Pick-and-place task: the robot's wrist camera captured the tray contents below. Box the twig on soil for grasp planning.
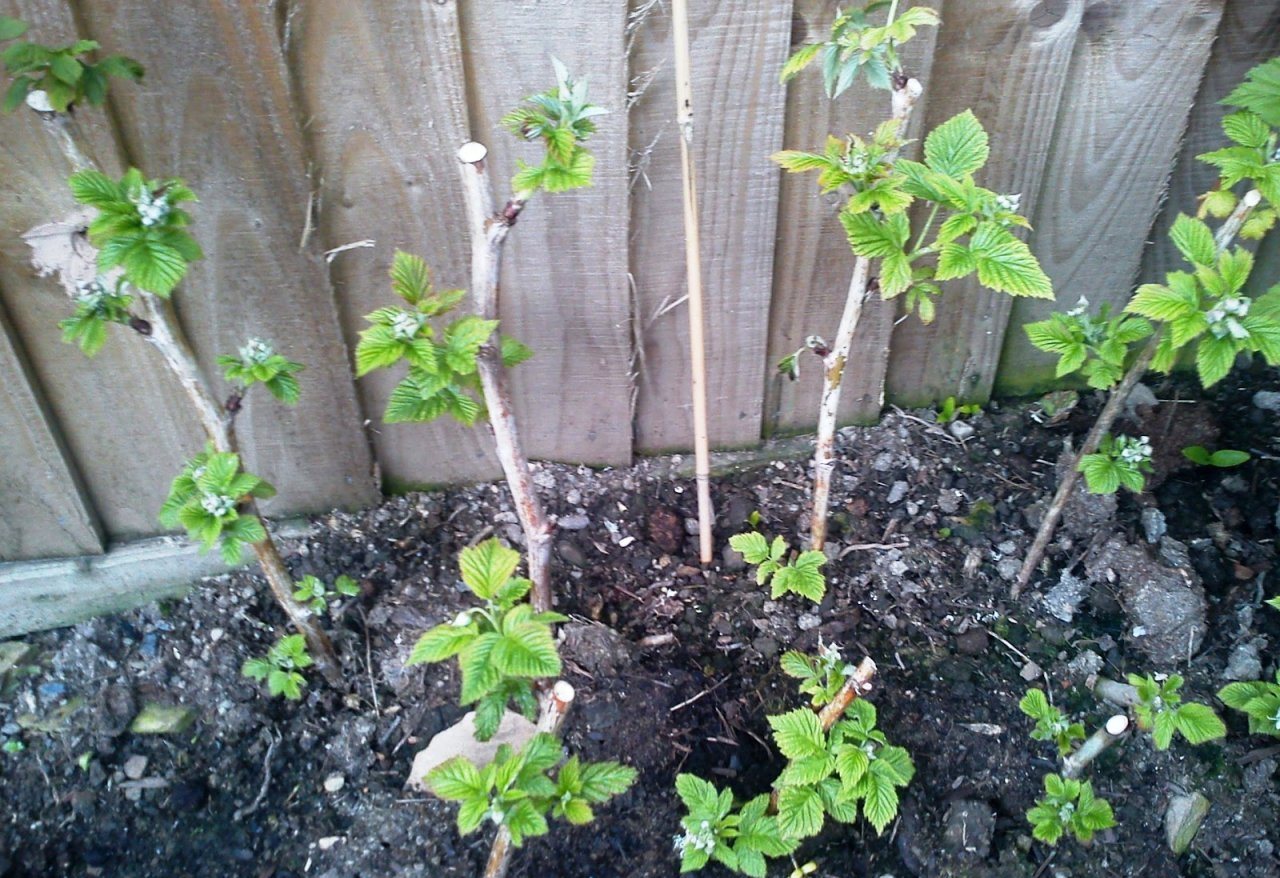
[637,632,677,648]
[233,732,278,822]
[669,676,729,713]
[838,541,909,557]
[359,607,380,716]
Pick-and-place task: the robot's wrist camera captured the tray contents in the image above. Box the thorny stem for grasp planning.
[1061,714,1129,779]
[1013,189,1262,596]
[456,142,555,614]
[483,681,576,878]
[809,75,922,551]
[26,110,343,687]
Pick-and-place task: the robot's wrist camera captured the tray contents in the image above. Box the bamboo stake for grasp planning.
[25,101,342,686]
[1013,189,1262,596]
[671,0,714,565]
[456,142,555,614]
[483,681,576,878]
[809,75,922,551]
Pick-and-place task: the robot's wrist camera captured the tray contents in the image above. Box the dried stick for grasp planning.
[671,0,715,564]
[1013,189,1262,596]
[809,75,922,551]
[1061,714,1129,779]
[483,681,576,878]
[25,104,342,686]
[456,142,555,614]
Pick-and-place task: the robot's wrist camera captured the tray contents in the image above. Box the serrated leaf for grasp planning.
[769,708,825,760]
[968,222,1052,298]
[1170,214,1217,267]
[924,109,989,178]
[1223,57,1280,127]
[780,43,823,82]
[862,775,899,834]
[1175,702,1226,744]
[578,761,637,801]
[728,531,771,564]
[427,756,485,800]
[1196,334,1239,388]
[491,623,560,678]
[408,622,477,666]
[675,773,723,817]
[459,538,521,599]
[776,785,824,839]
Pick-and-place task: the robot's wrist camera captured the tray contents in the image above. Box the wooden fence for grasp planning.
[1,0,1278,562]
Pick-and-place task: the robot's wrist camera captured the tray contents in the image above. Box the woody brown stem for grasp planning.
[1013,189,1262,596]
[1061,714,1129,779]
[457,141,555,614]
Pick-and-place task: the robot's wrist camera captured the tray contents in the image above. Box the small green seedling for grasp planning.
[217,338,304,406]
[503,57,608,195]
[76,751,93,771]
[406,539,565,741]
[1078,433,1152,495]
[69,168,202,297]
[1024,298,1153,390]
[934,396,981,424]
[1019,688,1086,757]
[427,732,635,848]
[1218,671,1280,737]
[1181,445,1251,467]
[780,643,856,709]
[242,634,313,700]
[58,277,133,356]
[673,776,792,877]
[292,574,359,615]
[728,532,827,602]
[0,17,142,113]
[2,739,24,754]
[159,446,274,563]
[780,2,940,97]
[1129,673,1226,750]
[1026,774,1115,846]
[356,250,532,425]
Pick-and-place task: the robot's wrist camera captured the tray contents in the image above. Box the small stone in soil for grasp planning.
[797,613,821,631]
[1252,389,1280,412]
[1141,508,1167,544]
[558,513,590,531]
[943,799,996,859]
[1165,792,1210,854]
[949,420,975,441]
[1042,570,1088,623]
[996,557,1021,581]
[1222,638,1264,681]
[721,544,745,572]
[323,773,345,793]
[122,755,147,780]
[887,481,909,504]
[1066,649,1103,682]
[1019,661,1042,682]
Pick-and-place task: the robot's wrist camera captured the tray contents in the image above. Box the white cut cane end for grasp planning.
[1105,714,1129,736]
[457,141,488,164]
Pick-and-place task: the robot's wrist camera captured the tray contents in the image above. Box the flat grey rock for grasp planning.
[407,710,539,793]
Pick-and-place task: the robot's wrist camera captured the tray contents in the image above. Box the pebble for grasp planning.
[1065,650,1103,681]
[954,629,989,656]
[1042,570,1089,623]
[123,755,147,780]
[721,545,745,572]
[1019,660,1042,682]
[318,837,342,851]
[208,628,224,643]
[1166,792,1210,854]
[37,681,67,701]
[323,774,345,793]
[1140,508,1167,544]
[555,541,586,568]
[683,517,700,536]
[139,632,159,659]
[949,420,975,441]
[797,613,822,631]
[558,514,590,531]
[996,541,1018,556]
[1222,638,1264,681]
[996,558,1021,581]
[1253,390,1280,412]
[937,489,962,514]
[887,481,909,504]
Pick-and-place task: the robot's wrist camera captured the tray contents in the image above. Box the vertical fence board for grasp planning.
[457,0,632,466]
[629,0,792,450]
[885,0,1083,408]
[0,0,198,541]
[765,0,940,435]
[0,297,102,560]
[285,1,498,489]
[77,0,378,513]
[997,0,1225,396]
[1142,0,1280,290]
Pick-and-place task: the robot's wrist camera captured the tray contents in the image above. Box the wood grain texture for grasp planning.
[1141,0,1280,289]
[285,0,499,487]
[885,0,1084,407]
[766,0,940,434]
[0,296,102,560]
[997,0,1225,396]
[75,0,378,512]
[458,0,632,466]
[0,0,197,542]
[630,0,792,450]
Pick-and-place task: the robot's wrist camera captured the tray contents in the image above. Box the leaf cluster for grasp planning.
[1019,689,1086,757]
[1218,671,1280,738]
[1129,673,1227,751]
[780,643,855,708]
[241,634,312,700]
[70,168,202,297]
[727,532,826,602]
[159,446,274,563]
[406,539,565,741]
[217,338,303,406]
[356,251,531,426]
[1,18,142,113]
[1126,215,1280,387]
[1077,433,1152,495]
[1024,300,1153,390]
[58,277,133,356]
[503,57,606,195]
[780,3,939,98]
[934,395,981,424]
[1026,774,1115,846]
[428,732,635,847]
[1182,445,1250,468]
[673,775,793,877]
[292,574,358,615]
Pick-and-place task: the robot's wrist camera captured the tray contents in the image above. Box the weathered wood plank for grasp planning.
[76,0,379,512]
[765,0,940,433]
[997,0,1225,396]
[885,0,1084,407]
[0,296,102,560]
[457,0,632,466]
[0,0,197,542]
[630,0,792,450]
[285,1,498,488]
[1142,0,1280,289]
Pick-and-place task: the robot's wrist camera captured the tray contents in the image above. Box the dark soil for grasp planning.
[2,369,1278,878]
